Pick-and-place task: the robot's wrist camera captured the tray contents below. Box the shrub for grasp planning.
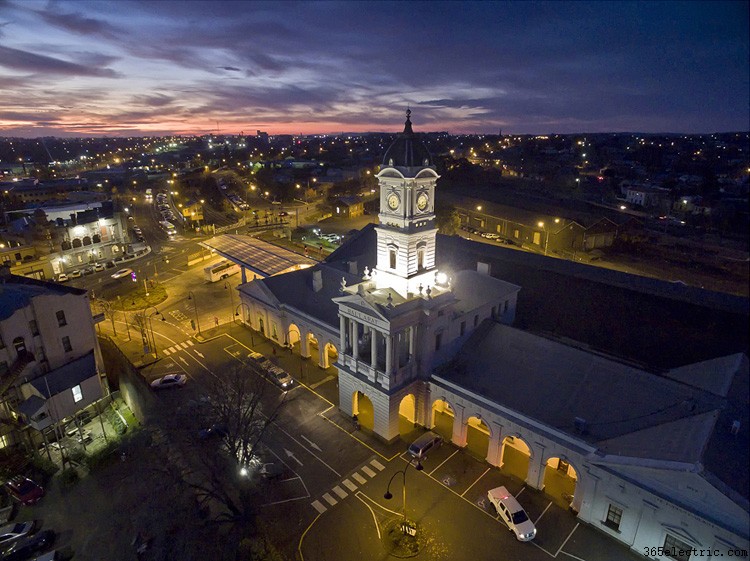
[59,467,79,488]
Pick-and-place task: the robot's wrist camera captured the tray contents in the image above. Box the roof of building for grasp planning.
[336,196,363,207]
[382,110,433,169]
[17,395,46,418]
[27,350,97,398]
[450,270,520,313]
[0,272,87,321]
[200,234,317,277]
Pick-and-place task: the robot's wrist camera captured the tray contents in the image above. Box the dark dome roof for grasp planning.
[382,110,432,169]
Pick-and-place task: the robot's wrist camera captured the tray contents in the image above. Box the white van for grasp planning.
[407,431,443,460]
[487,486,537,541]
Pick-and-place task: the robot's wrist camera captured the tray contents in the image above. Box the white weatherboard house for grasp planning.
[238,113,749,559]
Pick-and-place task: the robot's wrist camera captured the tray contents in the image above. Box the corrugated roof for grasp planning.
[200,234,317,277]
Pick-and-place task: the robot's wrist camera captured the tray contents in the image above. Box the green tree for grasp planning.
[435,202,461,235]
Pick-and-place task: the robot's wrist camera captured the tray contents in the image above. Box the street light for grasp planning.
[224,281,235,327]
[144,306,164,357]
[384,459,423,530]
[187,291,201,335]
[235,302,253,345]
[537,221,549,256]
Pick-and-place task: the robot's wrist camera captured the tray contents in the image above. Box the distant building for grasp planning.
[333,196,364,219]
[0,268,107,452]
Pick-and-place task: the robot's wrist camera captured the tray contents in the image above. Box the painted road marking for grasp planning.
[332,486,347,499]
[310,375,336,389]
[361,466,376,478]
[534,501,552,525]
[343,479,357,492]
[163,349,171,356]
[180,342,189,349]
[370,459,385,471]
[187,340,194,346]
[311,500,326,514]
[352,472,367,485]
[322,493,337,506]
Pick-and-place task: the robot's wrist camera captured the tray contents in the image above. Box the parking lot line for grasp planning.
[342,479,358,492]
[534,501,552,525]
[555,522,580,557]
[461,467,490,497]
[428,449,458,476]
[311,500,326,514]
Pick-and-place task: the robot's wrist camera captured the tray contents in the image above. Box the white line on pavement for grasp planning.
[429,449,458,476]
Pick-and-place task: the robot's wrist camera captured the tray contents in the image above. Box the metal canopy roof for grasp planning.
[200,234,316,278]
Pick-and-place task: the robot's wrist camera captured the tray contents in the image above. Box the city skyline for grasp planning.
[0,0,748,138]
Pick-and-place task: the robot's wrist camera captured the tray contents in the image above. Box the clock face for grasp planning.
[417,192,429,212]
[387,192,400,210]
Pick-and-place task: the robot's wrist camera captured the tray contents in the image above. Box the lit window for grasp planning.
[389,249,396,269]
[663,534,692,561]
[604,504,622,531]
[72,384,83,403]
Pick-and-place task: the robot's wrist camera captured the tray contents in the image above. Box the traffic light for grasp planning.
[131,271,137,282]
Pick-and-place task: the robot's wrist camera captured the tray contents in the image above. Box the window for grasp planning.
[389,249,397,269]
[533,231,542,245]
[72,384,83,403]
[62,336,72,353]
[56,310,67,327]
[434,332,442,351]
[663,534,692,561]
[460,321,466,336]
[604,504,622,531]
[417,247,425,270]
[514,229,520,239]
[29,320,39,336]
[504,300,509,313]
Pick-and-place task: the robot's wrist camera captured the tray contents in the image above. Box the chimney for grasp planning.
[477,261,491,275]
[312,270,322,292]
[348,260,357,275]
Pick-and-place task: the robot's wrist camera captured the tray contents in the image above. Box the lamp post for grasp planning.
[144,305,164,357]
[235,303,254,345]
[384,459,423,530]
[537,221,549,256]
[224,281,235,328]
[187,291,201,335]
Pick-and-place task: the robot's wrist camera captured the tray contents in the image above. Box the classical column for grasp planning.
[339,315,346,351]
[352,320,359,360]
[408,325,416,361]
[485,422,503,466]
[371,329,378,368]
[385,334,393,376]
[525,445,546,490]
[451,403,468,447]
[241,266,247,283]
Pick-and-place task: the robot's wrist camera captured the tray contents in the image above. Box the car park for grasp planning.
[111,268,133,279]
[55,274,68,283]
[3,477,43,506]
[1,529,55,561]
[0,521,36,548]
[150,374,187,390]
[487,486,536,541]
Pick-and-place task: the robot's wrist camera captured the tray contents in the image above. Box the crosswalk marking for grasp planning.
[370,459,385,471]
[322,493,337,506]
[187,340,194,346]
[163,349,171,356]
[311,500,326,514]
[342,479,357,492]
[180,342,189,349]
[332,486,347,499]
[166,346,175,353]
[362,466,376,478]
[352,472,366,485]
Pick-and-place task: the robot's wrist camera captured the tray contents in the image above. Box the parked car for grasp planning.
[0,521,36,549]
[69,270,82,279]
[1,529,54,561]
[3,477,43,506]
[104,260,116,269]
[247,351,273,371]
[93,263,105,272]
[55,274,68,283]
[197,423,228,440]
[150,374,187,390]
[487,486,536,541]
[266,366,294,390]
[111,268,133,279]
[407,431,442,460]
[258,462,284,479]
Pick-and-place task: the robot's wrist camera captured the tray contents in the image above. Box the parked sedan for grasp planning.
[150,374,187,390]
[93,263,105,272]
[266,366,294,390]
[1,529,54,561]
[0,521,36,549]
[3,477,43,506]
[111,268,133,279]
[69,270,82,279]
[55,274,68,283]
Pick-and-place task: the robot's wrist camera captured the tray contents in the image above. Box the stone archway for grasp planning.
[465,416,490,459]
[352,391,374,431]
[321,341,337,369]
[285,323,300,352]
[398,394,417,437]
[544,457,579,509]
[431,399,455,442]
[500,435,531,482]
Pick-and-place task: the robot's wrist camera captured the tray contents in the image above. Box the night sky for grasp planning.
[0,1,747,137]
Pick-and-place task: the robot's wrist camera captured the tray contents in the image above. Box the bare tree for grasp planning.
[157,364,288,523]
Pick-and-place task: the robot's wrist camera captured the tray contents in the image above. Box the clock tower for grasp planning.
[375,110,440,297]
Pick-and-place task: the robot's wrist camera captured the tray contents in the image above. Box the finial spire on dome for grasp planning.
[404,107,413,134]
